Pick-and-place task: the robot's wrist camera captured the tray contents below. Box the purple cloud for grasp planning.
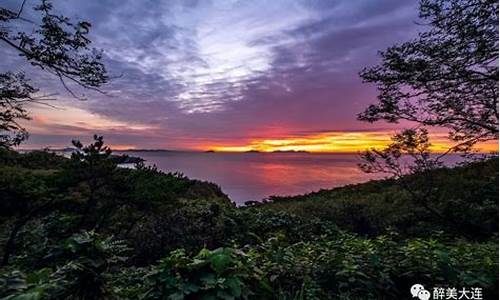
[1,0,422,149]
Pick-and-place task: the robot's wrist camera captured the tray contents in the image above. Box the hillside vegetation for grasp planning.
[0,142,498,299]
[254,158,499,239]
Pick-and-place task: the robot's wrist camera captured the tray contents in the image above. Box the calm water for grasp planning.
[118,152,384,205]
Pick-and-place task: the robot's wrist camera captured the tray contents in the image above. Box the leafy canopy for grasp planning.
[359,0,498,149]
[0,0,108,148]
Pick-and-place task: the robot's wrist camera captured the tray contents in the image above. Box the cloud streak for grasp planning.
[1,0,440,151]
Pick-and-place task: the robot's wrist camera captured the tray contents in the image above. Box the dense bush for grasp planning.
[0,144,498,299]
[259,159,499,239]
[141,247,271,300]
[3,232,497,300]
[250,234,498,299]
[0,231,127,299]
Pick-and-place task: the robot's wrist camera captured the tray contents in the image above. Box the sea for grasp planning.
[115,151,458,205]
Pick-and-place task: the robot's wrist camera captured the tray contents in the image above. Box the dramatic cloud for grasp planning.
[2,0,437,150]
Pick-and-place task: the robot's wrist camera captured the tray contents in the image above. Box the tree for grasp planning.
[359,128,484,237]
[0,0,108,148]
[359,129,444,219]
[65,135,116,231]
[0,73,34,147]
[359,0,498,150]
[358,0,498,236]
[359,128,442,177]
[0,166,56,266]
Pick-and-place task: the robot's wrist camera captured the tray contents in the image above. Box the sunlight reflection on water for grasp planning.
[61,150,469,205]
[116,152,391,205]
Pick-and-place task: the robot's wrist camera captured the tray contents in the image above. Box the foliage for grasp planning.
[0,73,33,147]
[359,128,441,176]
[357,0,499,239]
[0,148,67,169]
[0,0,497,298]
[141,247,271,300]
[0,0,108,148]
[0,138,497,299]
[250,233,498,299]
[359,0,498,148]
[0,231,127,299]
[102,234,500,299]
[259,158,498,239]
[0,165,57,267]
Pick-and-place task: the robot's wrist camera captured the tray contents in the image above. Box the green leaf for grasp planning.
[216,290,235,300]
[225,277,241,297]
[168,292,184,300]
[183,282,200,293]
[200,273,217,286]
[210,253,231,274]
[199,293,217,300]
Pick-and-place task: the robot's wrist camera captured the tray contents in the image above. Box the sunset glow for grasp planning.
[3,0,497,155]
[206,132,499,153]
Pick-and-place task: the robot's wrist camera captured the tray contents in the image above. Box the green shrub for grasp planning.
[142,247,272,300]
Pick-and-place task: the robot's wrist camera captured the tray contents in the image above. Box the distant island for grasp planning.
[244,150,310,153]
[271,150,309,153]
[110,154,145,164]
[201,149,312,154]
[117,149,176,152]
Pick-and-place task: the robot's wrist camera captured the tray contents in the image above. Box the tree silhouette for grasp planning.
[68,135,116,230]
[359,0,498,150]
[358,0,498,237]
[359,128,483,238]
[0,73,34,147]
[0,135,115,267]
[0,0,108,148]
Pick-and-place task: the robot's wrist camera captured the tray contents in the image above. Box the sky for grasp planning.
[2,0,497,152]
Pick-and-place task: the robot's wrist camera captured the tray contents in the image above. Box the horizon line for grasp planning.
[15,147,499,156]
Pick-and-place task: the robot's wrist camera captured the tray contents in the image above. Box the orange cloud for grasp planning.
[22,106,155,136]
[31,115,50,123]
